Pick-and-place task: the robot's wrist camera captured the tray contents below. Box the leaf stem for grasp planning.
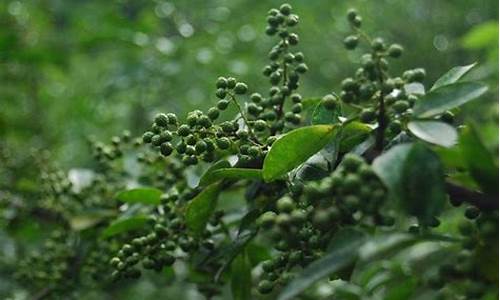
[227,93,259,144]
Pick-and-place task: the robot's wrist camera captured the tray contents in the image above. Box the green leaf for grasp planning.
[459,125,499,196]
[434,145,465,169]
[301,97,323,122]
[402,144,447,221]
[372,144,413,194]
[200,168,262,186]
[115,187,163,205]
[413,82,488,118]
[312,102,341,125]
[461,21,499,50]
[301,97,322,111]
[278,228,367,300]
[185,183,221,235]
[211,210,260,281]
[293,153,331,182]
[407,121,458,148]
[339,122,372,152]
[373,143,446,221]
[101,216,150,238]
[384,278,417,300]
[198,160,231,186]
[263,125,338,182]
[69,210,116,231]
[231,249,252,300]
[431,63,477,91]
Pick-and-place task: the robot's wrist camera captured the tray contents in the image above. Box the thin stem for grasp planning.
[446,182,498,210]
[227,93,260,144]
[353,27,372,44]
[375,91,386,151]
[276,38,289,121]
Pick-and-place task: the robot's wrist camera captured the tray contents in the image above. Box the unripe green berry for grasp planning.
[322,94,338,110]
[343,35,359,50]
[412,68,426,82]
[287,14,299,26]
[216,77,227,89]
[151,134,162,146]
[216,137,230,150]
[247,103,261,116]
[258,211,277,229]
[234,82,248,94]
[352,15,362,27]
[159,131,173,142]
[198,115,212,128]
[288,33,299,45]
[440,111,455,124]
[155,113,169,127]
[371,37,385,51]
[217,99,229,110]
[226,77,236,89]
[341,78,358,91]
[110,257,121,267]
[347,9,357,21]
[389,120,402,134]
[388,44,403,58]
[284,53,295,63]
[261,260,275,272]
[265,26,278,36]
[254,120,267,131]
[393,100,409,113]
[464,206,480,220]
[343,154,364,172]
[186,114,198,127]
[291,103,302,113]
[250,93,262,103]
[276,196,295,213]
[343,174,361,193]
[185,135,197,146]
[291,93,302,103]
[360,109,376,123]
[195,140,207,154]
[160,142,173,156]
[177,125,190,137]
[279,3,292,15]
[142,131,154,143]
[258,280,274,294]
[216,88,227,99]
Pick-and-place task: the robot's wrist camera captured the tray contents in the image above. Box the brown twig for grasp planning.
[445,182,498,210]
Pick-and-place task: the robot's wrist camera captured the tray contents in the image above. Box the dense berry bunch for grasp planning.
[15,231,75,295]
[4,3,497,300]
[255,154,388,294]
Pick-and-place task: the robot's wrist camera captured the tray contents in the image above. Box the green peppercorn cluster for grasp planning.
[255,154,389,294]
[142,82,267,166]
[15,231,75,293]
[340,9,456,140]
[425,209,498,299]
[109,189,226,286]
[262,3,306,132]
[89,130,137,165]
[141,4,309,167]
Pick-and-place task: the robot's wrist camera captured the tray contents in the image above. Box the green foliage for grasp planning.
[263,125,338,182]
[0,2,498,300]
[185,183,221,236]
[413,82,488,118]
[278,228,367,300]
[115,188,163,205]
[102,216,151,238]
[407,120,457,147]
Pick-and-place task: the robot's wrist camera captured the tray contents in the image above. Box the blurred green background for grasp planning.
[0,1,498,299]
[1,0,497,169]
